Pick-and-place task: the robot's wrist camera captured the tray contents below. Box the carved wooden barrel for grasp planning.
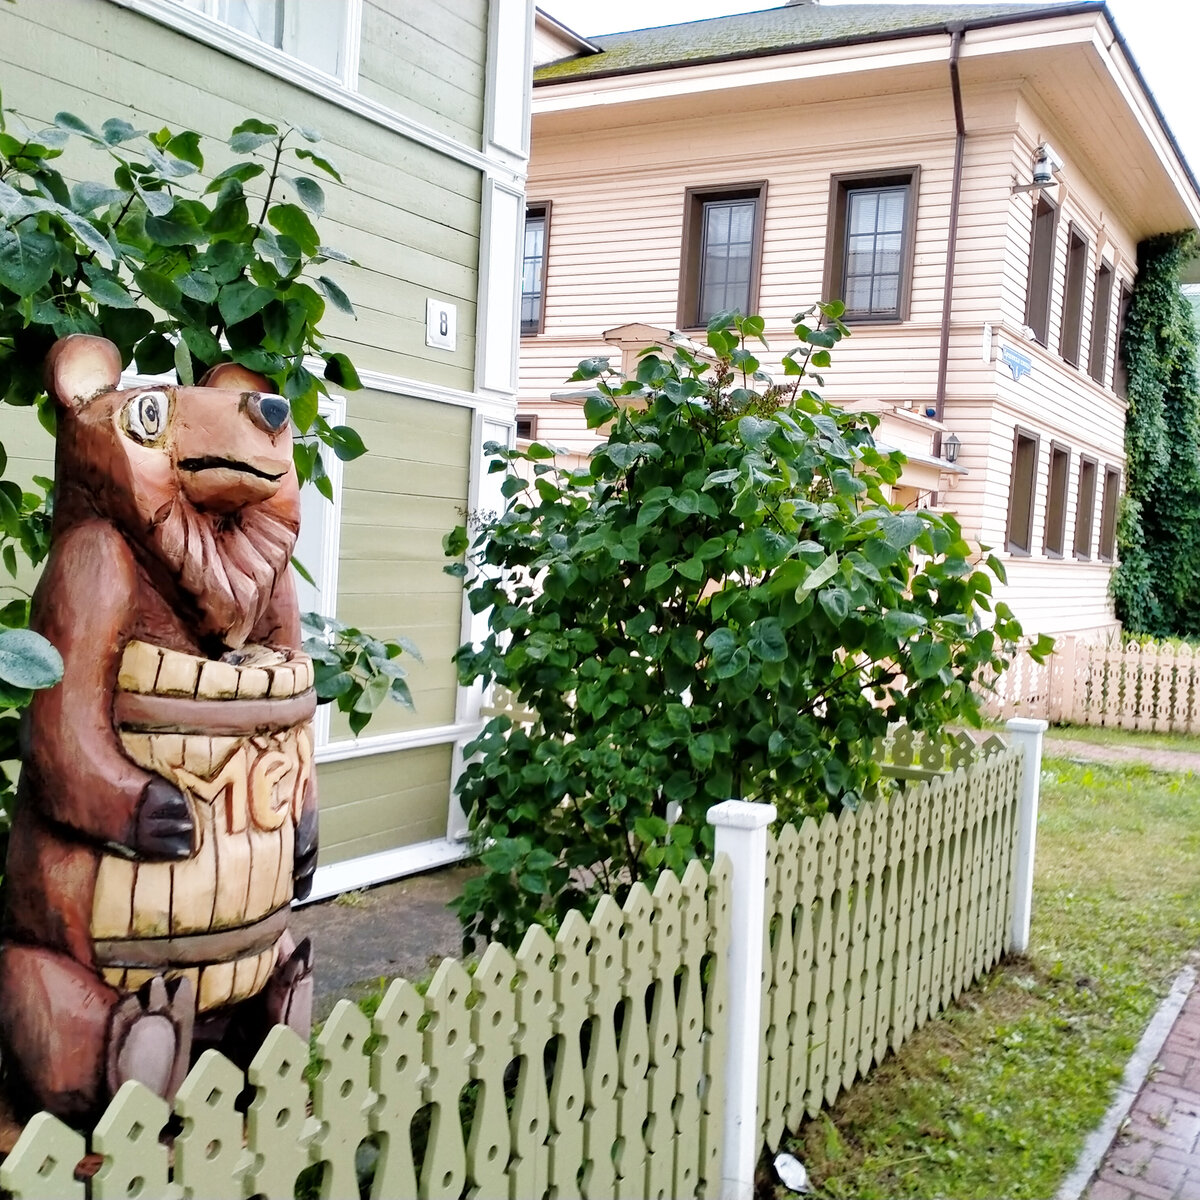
[91,640,316,1012]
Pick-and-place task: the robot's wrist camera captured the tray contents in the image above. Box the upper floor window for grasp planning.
[1024,193,1058,345]
[825,169,919,322]
[1088,261,1114,385]
[522,204,550,335]
[678,183,766,328]
[1058,224,1088,367]
[1114,281,1133,399]
[169,0,356,80]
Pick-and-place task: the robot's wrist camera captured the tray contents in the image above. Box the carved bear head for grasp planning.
[44,334,302,648]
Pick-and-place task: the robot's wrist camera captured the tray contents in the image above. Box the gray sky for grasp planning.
[540,0,1200,177]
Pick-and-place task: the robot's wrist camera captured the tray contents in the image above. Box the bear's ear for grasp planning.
[44,335,123,410]
[198,362,273,393]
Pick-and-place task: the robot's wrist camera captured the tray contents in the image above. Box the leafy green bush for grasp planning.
[1111,230,1200,638]
[446,307,1045,948]
[0,102,414,814]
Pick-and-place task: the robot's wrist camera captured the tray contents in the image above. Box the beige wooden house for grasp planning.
[520,0,1200,640]
[2,0,533,896]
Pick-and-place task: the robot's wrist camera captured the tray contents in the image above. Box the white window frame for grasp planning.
[111,0,362,90]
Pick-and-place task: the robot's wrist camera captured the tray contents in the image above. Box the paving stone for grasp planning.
[1086,1178,1135,1200]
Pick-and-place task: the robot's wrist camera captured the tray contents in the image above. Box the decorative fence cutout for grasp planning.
[983,636,1200,733]
[0,732,1034,1200]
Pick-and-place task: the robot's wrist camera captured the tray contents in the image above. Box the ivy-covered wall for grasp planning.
[1112,230,1200,637]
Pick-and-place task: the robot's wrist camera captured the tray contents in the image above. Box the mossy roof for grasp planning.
[534,1,1106,83]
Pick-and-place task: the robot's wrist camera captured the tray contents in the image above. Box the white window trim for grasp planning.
[115,0,361,90]
[106,0,521,184]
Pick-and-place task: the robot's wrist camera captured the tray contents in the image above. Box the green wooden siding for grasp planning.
[1,0,481,389]
[330,390,472,738]
[358,0,489,149]
[317,744,454,865]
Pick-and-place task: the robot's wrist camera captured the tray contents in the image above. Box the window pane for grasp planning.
[848,192,880,236]
[216,0,283,45]
[699,199,754,320]
[522,214,546,330]
[842,184,908,318]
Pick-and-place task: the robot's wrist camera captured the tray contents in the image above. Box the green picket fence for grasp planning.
[0,728,1038,1200]
[757,735,1022,1152]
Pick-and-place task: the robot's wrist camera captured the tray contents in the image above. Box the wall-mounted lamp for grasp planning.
[1012,142,1063,193]
[943,431,962,464]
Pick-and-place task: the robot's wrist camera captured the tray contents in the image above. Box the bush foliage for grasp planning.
[446,308,1043,948]
[1111,230,1200,637]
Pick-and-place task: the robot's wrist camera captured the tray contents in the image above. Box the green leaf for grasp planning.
[910,638,952,679]
[135,185,174,217]
[738,415,776,447]
[295,147,344,183]
[145,205,205,246]
[289,175,325,216]
[218,279,274,327]
[326,424,367,461]
[173,337,194,386]
[134,332,176,375]
[0,229,58,296]
[134,268,183,311]
[818,586,851,625]
[748,617,788,662]
[316,274,354,316]
[323,352,362,390]
[85,271,137,309]
[583,393,617,428]
[879,512,926,551]
[0,628,63,689]
[203,162,266,194]
[794,552,840,602]
[883,610,926,639]
[57,210,115,260]
[229,119,279,152]
[268,203,320,255]
[100,117,141,145]
[53,111,102,142]
[645,561,674,590]
[181,324,221,365]
[177,270,219,303]
[70,180,127,212]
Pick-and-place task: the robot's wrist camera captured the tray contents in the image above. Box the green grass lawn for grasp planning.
[774,756,1200,1199]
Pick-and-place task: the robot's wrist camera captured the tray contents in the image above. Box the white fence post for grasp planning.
[1005,717,1047,954]
[707,799,775,1200]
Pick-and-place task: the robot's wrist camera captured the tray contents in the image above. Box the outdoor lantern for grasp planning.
[944,431,962,464]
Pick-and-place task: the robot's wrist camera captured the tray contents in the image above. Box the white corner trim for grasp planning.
[106,0,525,185]
[353,366,516,422]
[299,836,471,905]
[315,721,483,765]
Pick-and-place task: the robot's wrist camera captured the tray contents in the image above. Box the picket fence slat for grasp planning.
[982,635,1200,733]
[758,740,1023,1143]
[2,737,1025,1200]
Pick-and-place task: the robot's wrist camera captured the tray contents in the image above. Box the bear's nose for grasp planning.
[248,392,291,434]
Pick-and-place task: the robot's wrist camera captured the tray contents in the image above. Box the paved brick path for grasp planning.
[1086,982,1200,1200]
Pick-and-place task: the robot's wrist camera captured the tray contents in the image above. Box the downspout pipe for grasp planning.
[934,23,966,450]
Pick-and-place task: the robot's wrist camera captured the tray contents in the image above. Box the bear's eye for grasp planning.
[124,391,170,444]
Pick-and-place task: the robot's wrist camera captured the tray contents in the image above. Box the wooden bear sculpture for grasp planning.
[0,334,318,1120]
